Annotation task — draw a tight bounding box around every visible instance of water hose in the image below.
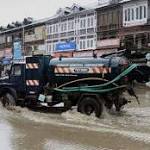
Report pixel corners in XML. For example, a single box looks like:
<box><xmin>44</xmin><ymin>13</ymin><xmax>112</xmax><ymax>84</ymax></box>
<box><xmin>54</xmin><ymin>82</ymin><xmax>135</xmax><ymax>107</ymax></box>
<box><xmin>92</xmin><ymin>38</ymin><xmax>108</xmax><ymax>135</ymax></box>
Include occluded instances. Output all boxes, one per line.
<box><xmin>54</xmin><ymin>64</ymin><xmax>138</xmax><ymax>94</ymax></box>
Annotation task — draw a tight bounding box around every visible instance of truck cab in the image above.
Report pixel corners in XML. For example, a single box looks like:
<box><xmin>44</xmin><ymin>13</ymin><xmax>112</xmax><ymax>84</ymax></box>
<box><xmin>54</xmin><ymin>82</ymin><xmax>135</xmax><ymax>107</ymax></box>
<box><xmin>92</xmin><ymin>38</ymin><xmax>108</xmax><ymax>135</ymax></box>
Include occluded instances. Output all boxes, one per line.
<box><xmin>0</xmin><ymin>55</ymin><xmax>50</xmax><ymax>106</ymax></box>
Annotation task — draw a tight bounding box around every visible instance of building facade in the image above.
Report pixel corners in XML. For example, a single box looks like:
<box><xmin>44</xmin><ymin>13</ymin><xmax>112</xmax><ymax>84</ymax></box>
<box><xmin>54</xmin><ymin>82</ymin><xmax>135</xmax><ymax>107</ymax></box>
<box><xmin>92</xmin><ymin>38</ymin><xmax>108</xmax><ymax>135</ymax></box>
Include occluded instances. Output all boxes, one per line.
<box><xmin>96</xmin><ymin>0</ymin><xmax>122</xmax><ymax>54</ymax></box>
<box><xmin>119</xmin><ymin>0</ymin><xmax>150</xmax><ymax>54</ymax></box>
<box><xmin>24</xmin><ymin>22</ymin><xmax>46</xmax><ymax>56</ymax></box>
<box><xmin>0</xmin><ymin>0</ymin><xmax>149</xmax><ymax>60</ymax></box>
<box><xmin>46</xmin><ymin>4</ymin><xmax>97</xmax><ymax>57</ymax></box>
<box><xmin>0</xmin><ymin>19</ymin><xmax>46</xmax><ymax>64</ymax></box>
<box><xmin>0</xmin><ymin>27</ymin><xmax>23</xmax><ymax>64</ymax></box>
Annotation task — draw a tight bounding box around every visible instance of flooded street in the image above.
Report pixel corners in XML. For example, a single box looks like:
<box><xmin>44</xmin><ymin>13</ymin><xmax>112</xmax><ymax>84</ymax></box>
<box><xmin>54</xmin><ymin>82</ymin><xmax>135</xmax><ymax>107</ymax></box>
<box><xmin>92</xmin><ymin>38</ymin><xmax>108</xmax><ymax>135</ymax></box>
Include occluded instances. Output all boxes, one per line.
<box><xmin>0</xmin><ymin>85</ymin><xmax>150</xmax><ymax>150</ymax></box>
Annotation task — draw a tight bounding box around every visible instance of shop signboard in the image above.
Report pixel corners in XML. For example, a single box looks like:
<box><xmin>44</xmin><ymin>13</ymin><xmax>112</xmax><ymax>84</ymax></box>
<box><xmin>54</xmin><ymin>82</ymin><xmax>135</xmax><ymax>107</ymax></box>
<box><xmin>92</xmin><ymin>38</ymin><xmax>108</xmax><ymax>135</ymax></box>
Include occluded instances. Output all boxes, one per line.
<box><xmin>73</xmin><ymin>51</ymin><xmax>93</xmax><ymax>57</ymax></box>
<box><xmin>1</xmin><ymin>48</ymin><xmax>12</xmax><ymax>65</ymax></box>
<box><xmin>97</xmin><ymin>38</ymin><xmax>120</xmax><ymax>49</ymax></box>
<box><xmin>56</xmin><ymin>42</ymin><xmax>76</xmax><ymax>52</ymax></box>
<box><xmin>4</xmin><ymin>48</ymin><xmax>12</xmax><ymax>59</ymax></box>
<box><xmin>13</xmin><ymin>41</ymin><xmax>23</xmax><ymax>59</ymax></box>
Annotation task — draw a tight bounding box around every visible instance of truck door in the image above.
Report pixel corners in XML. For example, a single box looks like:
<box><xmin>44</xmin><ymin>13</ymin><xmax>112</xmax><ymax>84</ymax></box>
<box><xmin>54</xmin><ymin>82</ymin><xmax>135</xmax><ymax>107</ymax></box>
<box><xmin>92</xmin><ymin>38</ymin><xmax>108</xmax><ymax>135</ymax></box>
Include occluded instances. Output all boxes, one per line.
<box><xmin>25</xmin><ymin>56</ymin><xmax>42</xmax><ymax>95</ymax></box>
<box><xmin>9</xmin><ymin>64</ymin><xmax>25</xmax><ymax>92</ymax></box>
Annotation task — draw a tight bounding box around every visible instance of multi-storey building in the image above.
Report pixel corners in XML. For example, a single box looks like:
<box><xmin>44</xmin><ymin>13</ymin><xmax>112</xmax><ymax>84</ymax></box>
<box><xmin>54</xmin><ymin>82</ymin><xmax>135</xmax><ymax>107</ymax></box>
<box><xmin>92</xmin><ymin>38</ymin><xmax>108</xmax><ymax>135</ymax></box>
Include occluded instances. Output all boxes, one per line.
<box><xmin>96</xmin><ymin>0</ymin><xmax>122</xmax><ymax>55</ymax></box>
<box><xmin>46</xmin><ymin>4</ymin><xmax>97</xmax><ymax>57</ymax></box>
<box><xmin>24</xmin><ymin>20</ymin><xmax>46</xmax><ymax>56</ymax></box>
<box><xmin>0</xmin><ymin>26</ymin><xmax>23</xmax><ymax>64</ymax></box>
<box><xmin>0</xmin><ymin>0</ymin><xmax>149</xmax><ymax>60</ymax></box>
<box><xmin>119</xmin><ymin>0</ymin><xmax>150</xmax><ymax>54</ymax></box>
<box><xmin>0</xmin><ymin>19</ymin><xmax>46</xmax><ymax>64</ymax></box>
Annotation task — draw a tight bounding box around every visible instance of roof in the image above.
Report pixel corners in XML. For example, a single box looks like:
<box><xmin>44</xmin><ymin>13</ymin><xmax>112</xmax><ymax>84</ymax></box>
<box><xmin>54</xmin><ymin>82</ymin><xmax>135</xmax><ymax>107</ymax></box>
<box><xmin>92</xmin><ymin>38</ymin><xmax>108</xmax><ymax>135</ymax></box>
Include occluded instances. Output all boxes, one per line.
<box><xmin>0</xmin><ymin>17</ymin><xmax>49</xmax><ymax>34</ymax></box>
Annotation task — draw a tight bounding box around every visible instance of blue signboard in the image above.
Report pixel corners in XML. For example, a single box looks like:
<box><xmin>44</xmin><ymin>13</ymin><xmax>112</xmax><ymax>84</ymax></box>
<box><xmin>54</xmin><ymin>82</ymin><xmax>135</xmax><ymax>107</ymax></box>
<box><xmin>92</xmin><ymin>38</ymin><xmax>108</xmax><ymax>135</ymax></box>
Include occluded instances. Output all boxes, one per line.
<box><xmin>13</xmin><ymin>41</ymin><xmax>23</xmax><ymax>59</ymax></box>
<box><xmin>56</xmin><ymin>42</ymin><xmax>76</xmax><ymax>52</ymax></box>
<box><xmin>2</xmin><ymin>58</ymin><xmax>12</xmax><ymax>65</ymax></box>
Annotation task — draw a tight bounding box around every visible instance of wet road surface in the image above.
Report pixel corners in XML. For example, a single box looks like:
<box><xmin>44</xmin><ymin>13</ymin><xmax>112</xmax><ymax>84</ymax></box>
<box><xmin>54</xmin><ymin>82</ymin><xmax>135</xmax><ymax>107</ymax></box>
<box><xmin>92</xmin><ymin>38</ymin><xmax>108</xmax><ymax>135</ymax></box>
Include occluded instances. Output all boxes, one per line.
<box><xmin>0</xmin><ymin>84</ymin><xmax>150</xmax><ymax>150</ymax></box>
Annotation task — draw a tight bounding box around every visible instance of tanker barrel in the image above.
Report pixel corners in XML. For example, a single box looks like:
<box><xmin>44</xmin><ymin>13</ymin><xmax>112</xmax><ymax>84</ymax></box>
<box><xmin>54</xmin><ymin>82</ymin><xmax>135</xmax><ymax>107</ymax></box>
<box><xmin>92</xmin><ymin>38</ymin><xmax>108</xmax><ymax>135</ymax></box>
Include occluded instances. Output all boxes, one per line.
<box><xmin>49</xmin><ymin>57</ymin><xmax>122</xmax><ymax>68</ymax></box>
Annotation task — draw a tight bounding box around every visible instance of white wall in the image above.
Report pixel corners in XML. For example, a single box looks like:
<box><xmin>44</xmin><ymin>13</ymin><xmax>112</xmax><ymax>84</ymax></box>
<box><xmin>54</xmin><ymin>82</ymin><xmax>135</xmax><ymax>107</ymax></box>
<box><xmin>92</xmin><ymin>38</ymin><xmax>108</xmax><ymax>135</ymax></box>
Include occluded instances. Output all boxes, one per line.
<box><xmin>123</xmin><ymin>0</ymin><xmax>148</xmax><ymax>27</ymax></box>
<box><xmin>46</xmin><ymin>11</ymin><xmax>97</xmax><ymax>54</ymax></box>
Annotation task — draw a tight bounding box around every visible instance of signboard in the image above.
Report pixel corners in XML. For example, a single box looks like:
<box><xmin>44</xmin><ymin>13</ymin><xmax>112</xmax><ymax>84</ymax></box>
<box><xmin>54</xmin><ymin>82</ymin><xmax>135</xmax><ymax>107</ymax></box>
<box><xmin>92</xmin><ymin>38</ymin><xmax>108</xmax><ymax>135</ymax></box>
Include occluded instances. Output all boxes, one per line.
<box><xmin>13</xmin><ymin>41</ymin><xmax>23</xmax><ymax>59</ymax></box>
<box><xmin>2</xmin><ymin>48</ymin><xmax>12</xmax><ymax>65</ymax></box>
<box><xmin>97</xmin><ymin>38</ymin><xmax>120</xmax><ymax>49</ymax></box>
<box><xmin>4</xmin><ymin>48</ymin><xmax>12</xmax><ymax>58</ymax></box>
<box><xmin>73</xmin><ymin>51</ymin><xmax>93</xmax><ymax>57</ymax></box>
<box><xmin>2</xmin><ymin>58</ymin><xmax>12</xmax><ymax>65</ymax></box>
<box><xmin>56</xmin><ymin>42</ymin><xmax>76</xmax><ymax>52</ymax></box>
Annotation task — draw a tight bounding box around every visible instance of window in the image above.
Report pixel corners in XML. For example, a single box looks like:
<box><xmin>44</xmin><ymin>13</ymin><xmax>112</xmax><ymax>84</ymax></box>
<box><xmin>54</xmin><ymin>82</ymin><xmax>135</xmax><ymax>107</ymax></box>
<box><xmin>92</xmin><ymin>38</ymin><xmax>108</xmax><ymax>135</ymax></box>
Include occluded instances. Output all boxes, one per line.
<box><xmin>79</xmin><ymin>39</ymin><xmax>86</xmax><ymax>50</ymax></box>
<box><xmin>11</xmin><ymin>65</ymin><xmax>21</xmax><ymax>76</ymax></box>
<box><xmin>128</xmin><ymin>8</ymin><xmax>130</xmax><ymax>21</ymax></box>
<box><xmin>144</xmin><ymin>6</ymin><xmax>146</xmax><ymax>18</ymax></box>
<box><xmin>90</xmin><ymin>40</ymin><xmax>93</xmax><ymax>48</ymax></box>
<box><xmin>124</xmin><ymin>4</ymin><xmax>147</xmax><ymax>24</ymax></box>
<box><xmin>87</xmin><ymin>18</ymin><xmax>90</xmax><ymax>27</ymax></box>
<box><xmin>53</xmin><ymin>25</ymin><xmax>55</xmax><ymax>33</ymax></box>
<box><xmin>136</xmin><ymin>7</ymin><xmax>139</xmax><ymax>19</ymax></box>
<box><xmin>61</xmin><ymin>24</ymin><xmax>63</xmax><ymax>32</ymax></box>
<box><xmin>49</xmin><ymin>26</ymin><xmax>52</xmax><ymax>34</ymax></box>
<box><xmin>80</xmin><ymin>18</ymin><xmax>86</xmax><ymax>29</ymax></box>
<box><xmin>140</xmin><ymin>6</ymin><xmax>142</xmax><ymax>19</ymax></box>
<box><xmin>80</xmin><ymin>41</ymin><xmax>82</xmax><ymax>49</ymax></box>
<box><xmin>91</xmin><ymin>17</ymin><xmax>94</xmax><ymax>27</ymax></box>
<box><xmin>125</xmin><ymin>9</ymin><xmax>127</xmax><ymax>21</ymax></box>
<box><xmin>131</xmin><ymin>9</ymin><xmax>134</xmax><ymax>20</ymax></box>
<box><xmin>80</xmin><ymin>20</ymin><xmax>82</xmax><ymax>28</ymax></box>
<box><xmin>68</xmin><ymin>20</ymin><xmax>74</xmax><ymax>30</ymax></box>
<box><xmin>87</xmin><ymin>16</ymin><xmax>94</xmax><ymax>28</ymax></box>
<box><xmin>56</xmin><ymin>24</ymin><xmax>58</xmax><ymax>33</ymax></box>
<box><xmin>83</xmin><ymin>40</ymin><xmax>86</xmax><ymax>49</ymax></box>
<box><xmin>86</xmin><ymin>38</ymin><xmax>94</xmax><ymax>49</ymax></box>
<box><xmin>72</xmin><ymin>21</ymin><xmax>74</xmax><ymax>29</ymax></box>
<box><xmin>64</xmin><ymin>22</ymin><xmax>67</xmax><ymax>31</ymax></box>
<box><xmin>47</xmin><ymin>27</ymin><xmax>49</xmax><ymax>35</ymax></box>
<box><xmin>87</xmin><ymin>40</ymin><xmax>90</xmax><ymax>48</ymax></box>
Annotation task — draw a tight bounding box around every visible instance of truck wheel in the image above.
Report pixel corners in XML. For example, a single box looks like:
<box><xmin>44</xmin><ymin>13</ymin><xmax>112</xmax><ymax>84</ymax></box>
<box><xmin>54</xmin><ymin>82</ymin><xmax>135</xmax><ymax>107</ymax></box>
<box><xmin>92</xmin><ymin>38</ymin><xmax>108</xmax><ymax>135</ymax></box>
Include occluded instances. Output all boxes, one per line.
<box><xmin>2</xmin><ymin>93</ymin><xmax>16</xmax><ymax>107</ymax></box>
<box><xmin>77</xmin><ymin>97</ymin><xmax>103</xmax><ymax>118</ymax></box>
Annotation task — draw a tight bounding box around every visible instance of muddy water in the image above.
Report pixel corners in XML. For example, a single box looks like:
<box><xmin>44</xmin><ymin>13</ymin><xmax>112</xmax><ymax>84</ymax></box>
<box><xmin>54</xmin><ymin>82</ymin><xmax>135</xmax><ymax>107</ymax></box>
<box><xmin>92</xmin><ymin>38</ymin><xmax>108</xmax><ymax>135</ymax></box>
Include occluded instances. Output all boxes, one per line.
<box><xmin>0</xmin><ymin>85</ymin><xmax>150</xmax><ymax>150</ymax></box>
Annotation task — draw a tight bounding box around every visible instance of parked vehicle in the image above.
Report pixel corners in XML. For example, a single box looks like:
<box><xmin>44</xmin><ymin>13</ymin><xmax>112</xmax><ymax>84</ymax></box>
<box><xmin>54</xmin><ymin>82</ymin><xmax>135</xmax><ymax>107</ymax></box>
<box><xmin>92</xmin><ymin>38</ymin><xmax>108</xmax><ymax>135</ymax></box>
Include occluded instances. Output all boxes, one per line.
<box><xmin>0</xmin><ymin>55</ymin><xmax>141</xmax><ymax>117</ymax></box>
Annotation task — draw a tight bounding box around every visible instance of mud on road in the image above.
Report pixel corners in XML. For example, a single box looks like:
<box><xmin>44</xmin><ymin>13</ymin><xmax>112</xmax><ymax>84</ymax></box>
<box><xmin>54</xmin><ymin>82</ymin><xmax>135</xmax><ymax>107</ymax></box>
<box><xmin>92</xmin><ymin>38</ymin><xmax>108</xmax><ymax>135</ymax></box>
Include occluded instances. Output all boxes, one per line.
<box><xmin>0</xmin><ymin>84</ymin><xmax>150</xmax><ymax>150</ymax></box>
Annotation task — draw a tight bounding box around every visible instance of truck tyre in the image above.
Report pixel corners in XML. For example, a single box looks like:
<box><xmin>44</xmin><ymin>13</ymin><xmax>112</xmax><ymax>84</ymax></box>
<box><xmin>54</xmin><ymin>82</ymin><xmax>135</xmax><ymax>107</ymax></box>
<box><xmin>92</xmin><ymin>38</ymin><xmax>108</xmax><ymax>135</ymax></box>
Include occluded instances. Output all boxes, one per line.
<box><xmin>77</xmin><ymin>97</ymin><xmax>103</xmax><ymax>118</ymax></box>
<box><xmin>2</xmin><ymin>93</ymin><xmax>16</xmax><ymax>107</ymax></box>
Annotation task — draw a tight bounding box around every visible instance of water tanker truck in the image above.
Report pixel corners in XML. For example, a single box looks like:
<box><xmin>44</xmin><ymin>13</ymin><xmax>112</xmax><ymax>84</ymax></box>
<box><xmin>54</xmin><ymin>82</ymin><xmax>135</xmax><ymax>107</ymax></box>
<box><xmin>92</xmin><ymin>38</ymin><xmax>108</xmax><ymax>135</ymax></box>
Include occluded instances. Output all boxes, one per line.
<box><xmin>0</xmin><ymin>55</ymin><xmax>145</xmax><ymax>117</ymax></box>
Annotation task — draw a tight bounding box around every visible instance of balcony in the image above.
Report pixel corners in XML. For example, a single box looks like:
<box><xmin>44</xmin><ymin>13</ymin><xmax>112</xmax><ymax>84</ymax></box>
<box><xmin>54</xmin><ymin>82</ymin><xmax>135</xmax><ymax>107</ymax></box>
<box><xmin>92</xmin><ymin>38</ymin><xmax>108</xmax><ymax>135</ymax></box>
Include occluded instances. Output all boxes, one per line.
<box><xmin>25</xmin><ymin>33</ymin><xmax>45</xmax><ymax>43</ymax></box>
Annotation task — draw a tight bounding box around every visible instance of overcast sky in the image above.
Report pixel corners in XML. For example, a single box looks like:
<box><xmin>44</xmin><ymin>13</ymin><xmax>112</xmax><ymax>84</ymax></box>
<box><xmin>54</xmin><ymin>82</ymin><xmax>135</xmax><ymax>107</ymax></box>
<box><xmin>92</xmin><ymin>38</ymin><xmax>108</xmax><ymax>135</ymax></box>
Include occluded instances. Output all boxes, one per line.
<box><xmin>0</xmin><ymin>0</ymin><xmax>98</xmax><ymax>26</ymax></box>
